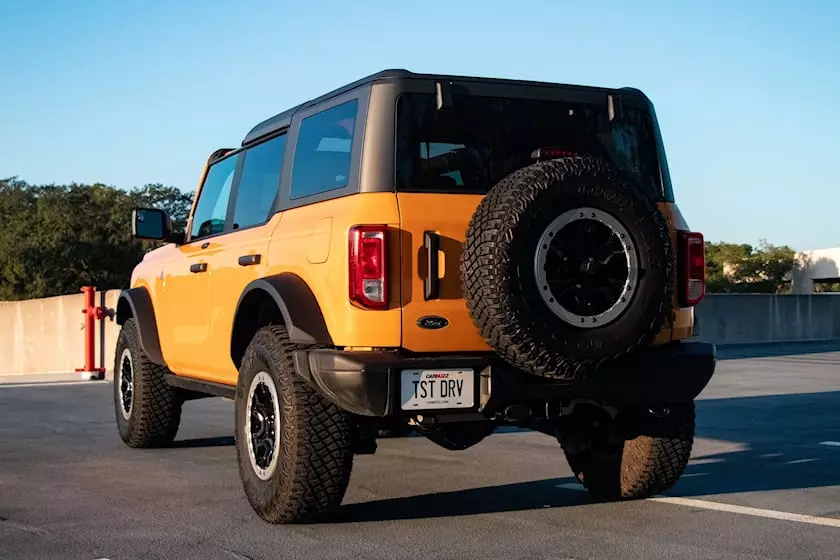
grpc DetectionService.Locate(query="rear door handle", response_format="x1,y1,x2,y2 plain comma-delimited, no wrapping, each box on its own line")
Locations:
424,231,440,300
189,263,207,274
238,254,261,267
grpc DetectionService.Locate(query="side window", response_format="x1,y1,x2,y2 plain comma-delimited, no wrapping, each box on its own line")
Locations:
231,134,286,230
290,99,358,200
190,155,237,240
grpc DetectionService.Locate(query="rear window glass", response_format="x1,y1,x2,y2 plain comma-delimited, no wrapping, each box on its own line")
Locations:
396,93,668,200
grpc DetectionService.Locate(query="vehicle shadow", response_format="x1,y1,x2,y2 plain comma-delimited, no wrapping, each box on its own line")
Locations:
335,390,840,523
335,477,592,523
715,340,840,360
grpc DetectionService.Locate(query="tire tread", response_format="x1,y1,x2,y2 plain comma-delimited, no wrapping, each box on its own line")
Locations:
115,319,181,448
564,404,695,498
236,325,354,524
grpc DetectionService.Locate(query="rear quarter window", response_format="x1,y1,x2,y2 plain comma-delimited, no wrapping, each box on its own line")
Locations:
290,100,359,200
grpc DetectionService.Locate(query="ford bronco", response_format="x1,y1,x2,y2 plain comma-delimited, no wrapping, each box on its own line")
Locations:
115,69,716,524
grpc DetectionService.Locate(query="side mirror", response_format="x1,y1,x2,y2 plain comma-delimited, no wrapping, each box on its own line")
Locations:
132,208,184,244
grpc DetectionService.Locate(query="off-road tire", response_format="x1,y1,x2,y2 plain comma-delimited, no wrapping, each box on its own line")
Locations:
460,156,674,381
563,402,695,499
234,325,354,524
114,318,182,448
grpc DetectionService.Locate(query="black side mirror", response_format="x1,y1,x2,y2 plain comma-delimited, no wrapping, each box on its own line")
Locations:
132,208,183,244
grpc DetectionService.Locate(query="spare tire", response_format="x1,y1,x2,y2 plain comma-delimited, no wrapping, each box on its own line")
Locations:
460,156,674,381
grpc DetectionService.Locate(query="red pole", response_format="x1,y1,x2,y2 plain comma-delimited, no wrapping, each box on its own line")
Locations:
76,286,107,378
82,286,95,372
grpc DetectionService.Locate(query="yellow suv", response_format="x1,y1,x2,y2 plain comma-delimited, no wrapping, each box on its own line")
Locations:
115,69,715,524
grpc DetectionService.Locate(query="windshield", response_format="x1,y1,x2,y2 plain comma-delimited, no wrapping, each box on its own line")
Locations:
395,93,671,201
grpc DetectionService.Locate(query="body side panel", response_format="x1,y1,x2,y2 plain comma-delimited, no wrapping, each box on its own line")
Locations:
265,193,402,348
156,240,214,375
195,214,280,384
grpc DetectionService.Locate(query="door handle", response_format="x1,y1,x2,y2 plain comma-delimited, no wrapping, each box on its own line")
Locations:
201,242,210,249
238,254,262,267
424,231,440,300
190,262,207,274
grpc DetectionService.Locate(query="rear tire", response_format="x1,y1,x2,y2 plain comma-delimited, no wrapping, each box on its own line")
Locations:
114,318,182,448
563,402,694,499
234,325,354,524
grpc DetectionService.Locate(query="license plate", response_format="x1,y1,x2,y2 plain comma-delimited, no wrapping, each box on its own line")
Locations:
400,369,474,410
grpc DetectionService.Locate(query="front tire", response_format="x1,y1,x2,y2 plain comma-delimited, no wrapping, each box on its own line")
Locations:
563,402,695,499
234,325,354,524
114,318,182,448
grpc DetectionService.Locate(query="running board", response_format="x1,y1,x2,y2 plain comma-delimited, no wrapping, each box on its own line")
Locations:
164,374,236,400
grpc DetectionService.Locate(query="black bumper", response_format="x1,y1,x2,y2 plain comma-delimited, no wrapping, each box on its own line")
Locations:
292,341,716,417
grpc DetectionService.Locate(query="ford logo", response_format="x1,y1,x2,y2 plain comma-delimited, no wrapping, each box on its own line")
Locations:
417,315,449,330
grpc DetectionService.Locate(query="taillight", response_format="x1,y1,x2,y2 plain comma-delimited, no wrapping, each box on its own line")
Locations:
349,225,388,309
679,231,705,306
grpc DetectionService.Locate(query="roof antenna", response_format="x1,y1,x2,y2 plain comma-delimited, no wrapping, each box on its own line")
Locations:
436,81,454,111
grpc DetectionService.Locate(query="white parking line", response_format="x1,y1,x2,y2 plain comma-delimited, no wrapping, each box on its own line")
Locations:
0,380,106,389
819,441,840,447
784,458,818,464
556,483,840,529
649,497,840,529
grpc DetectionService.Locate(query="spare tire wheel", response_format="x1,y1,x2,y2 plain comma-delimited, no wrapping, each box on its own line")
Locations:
460,156,674,381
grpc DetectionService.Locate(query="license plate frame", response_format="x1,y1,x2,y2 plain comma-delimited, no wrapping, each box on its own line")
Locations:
399,369,475,411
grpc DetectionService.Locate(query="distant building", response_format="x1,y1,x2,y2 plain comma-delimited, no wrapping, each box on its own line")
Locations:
791,248,840,293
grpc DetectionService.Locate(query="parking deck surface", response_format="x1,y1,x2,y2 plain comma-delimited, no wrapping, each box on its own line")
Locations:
1,346,839,559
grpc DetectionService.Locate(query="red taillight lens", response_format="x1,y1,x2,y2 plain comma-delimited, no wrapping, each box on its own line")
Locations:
349,225,388,309
679,231,705,306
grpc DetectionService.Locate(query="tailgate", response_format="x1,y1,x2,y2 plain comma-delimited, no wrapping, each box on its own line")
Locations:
397,193,491,352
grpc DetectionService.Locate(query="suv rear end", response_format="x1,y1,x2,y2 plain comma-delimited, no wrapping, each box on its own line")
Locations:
271,70,715,517
302,71,713,412
390,81,701,352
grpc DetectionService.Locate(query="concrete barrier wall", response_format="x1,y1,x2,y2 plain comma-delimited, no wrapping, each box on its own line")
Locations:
695,294,840,345
1,291,840,383
0,290,121,382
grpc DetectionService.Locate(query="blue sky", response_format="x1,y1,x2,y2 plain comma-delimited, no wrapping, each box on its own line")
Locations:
1,0,838,250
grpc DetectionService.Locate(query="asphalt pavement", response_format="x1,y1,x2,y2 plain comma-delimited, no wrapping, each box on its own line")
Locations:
1,346,839,560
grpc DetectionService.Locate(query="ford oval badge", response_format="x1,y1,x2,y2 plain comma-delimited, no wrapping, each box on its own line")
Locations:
417,315,449,330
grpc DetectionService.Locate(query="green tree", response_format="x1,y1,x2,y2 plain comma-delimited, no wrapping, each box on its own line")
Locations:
0,177,193,301
705,239,797,294
704,242,752,293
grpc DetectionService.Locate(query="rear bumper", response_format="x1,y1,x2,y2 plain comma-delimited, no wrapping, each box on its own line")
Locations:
293,341,716,417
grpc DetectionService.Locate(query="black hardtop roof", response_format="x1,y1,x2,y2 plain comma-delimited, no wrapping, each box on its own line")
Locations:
241,69,646,146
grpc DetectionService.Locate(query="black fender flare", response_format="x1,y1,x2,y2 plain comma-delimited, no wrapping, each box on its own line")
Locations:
116,287,166,365
231,274,333,366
